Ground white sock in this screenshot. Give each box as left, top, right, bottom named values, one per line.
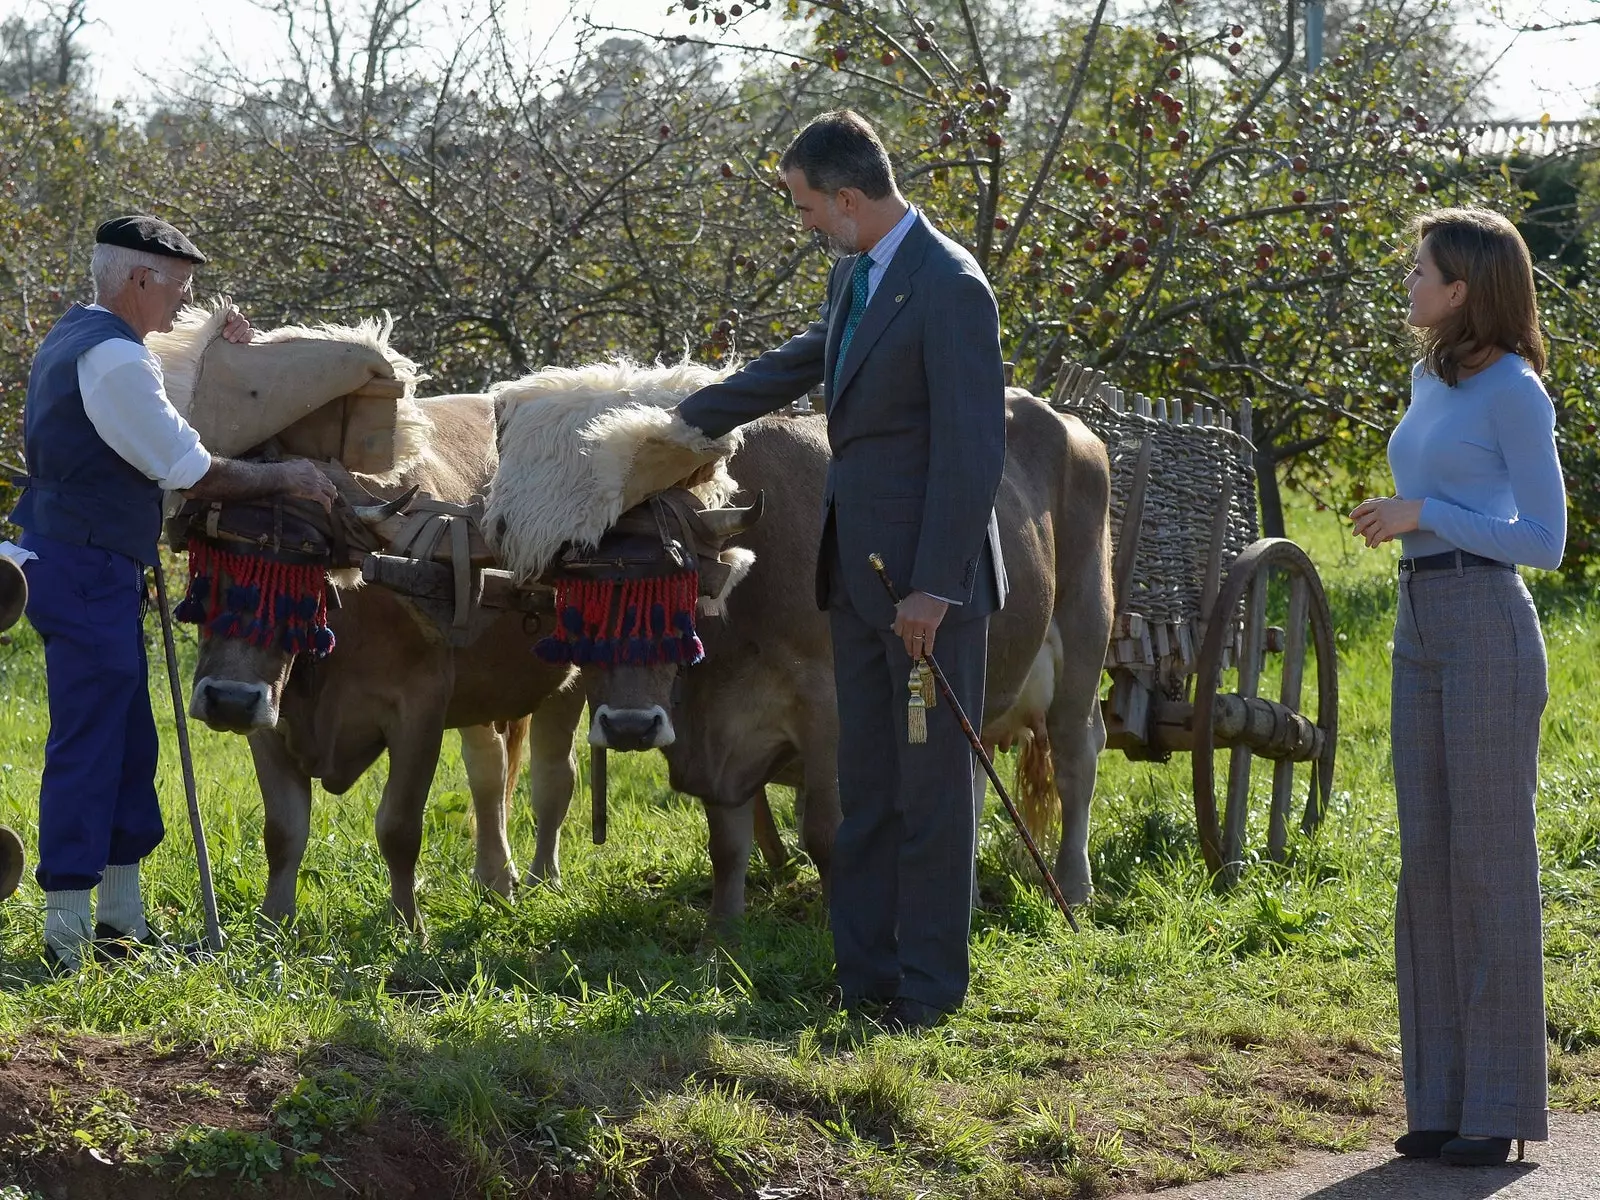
left=44, top=889, right=93, bottom=966
left=95, top=863, right=149, bottom=940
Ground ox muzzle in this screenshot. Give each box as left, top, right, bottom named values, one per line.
left=190, top=677, right=278, bottom=733
left=588, top=703, right=676, bottom=751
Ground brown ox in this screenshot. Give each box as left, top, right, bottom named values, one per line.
left=185, top=393, right=585, bottom=928
left=562, top=392, right=1113, bottom=926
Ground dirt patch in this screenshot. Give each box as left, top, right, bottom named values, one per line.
left=0, top=1034, right=464, bottom=1199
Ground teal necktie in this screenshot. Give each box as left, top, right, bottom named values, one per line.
left=832, top=252, right=874, bottom=396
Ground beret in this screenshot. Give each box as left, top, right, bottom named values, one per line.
left=94, top=214, right=207, bottom=264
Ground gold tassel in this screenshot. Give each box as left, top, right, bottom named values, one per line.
left=907, top=665, right=928, bottom=744
left=918, top=660, right=936, bottom=708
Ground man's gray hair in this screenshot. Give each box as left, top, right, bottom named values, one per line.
left=91, top=243, right=179, bottom=303
left=779, top=110, right=896, bottom=200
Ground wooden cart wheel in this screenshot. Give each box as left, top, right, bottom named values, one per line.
left=1192, top=538, right=1338, bottom=886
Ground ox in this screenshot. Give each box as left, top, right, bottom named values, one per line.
left=540, top=391, right=1113, bottom=928
left=184, top=392, right=585, bottom=928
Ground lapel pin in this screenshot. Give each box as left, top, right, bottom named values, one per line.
left=895, top=294, right=904, bottom=303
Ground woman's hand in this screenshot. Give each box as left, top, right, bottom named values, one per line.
left=1349, top=497, right=1425, bottom=548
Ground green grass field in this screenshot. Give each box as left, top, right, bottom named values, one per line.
left=3, top=503, right=1599, bottom=1199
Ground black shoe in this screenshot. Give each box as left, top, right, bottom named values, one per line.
left=1394, top=1129, right=1456, bottom=1158
left=41, top=940, right=82, bottom=975
left=824, top=986, right=891, bottom=1018
left=92, top=921, right=145, bottom=961
left=92, top=922, right=207, bottom=962
left=1439, top=1136, right=1521, bottom=1167
left=878, top=997, right=947, bottom=1033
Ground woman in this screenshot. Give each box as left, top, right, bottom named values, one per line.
left=1351, top=207, right=1565, bottom=1167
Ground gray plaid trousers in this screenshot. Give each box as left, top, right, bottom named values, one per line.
left=1392, top=563, right=1549, bottom=1141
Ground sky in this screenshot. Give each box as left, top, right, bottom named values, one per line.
left=54, top=0, right=1600, bottom=123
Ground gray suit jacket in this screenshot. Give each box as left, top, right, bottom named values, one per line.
left=678, top=212, right=1007, bottom=627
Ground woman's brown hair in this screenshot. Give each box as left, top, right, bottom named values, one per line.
left=1408, top=207, right=1546, bottom=385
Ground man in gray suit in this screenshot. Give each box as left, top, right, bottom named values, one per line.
left=676, top=110, right=1007, bottom=1029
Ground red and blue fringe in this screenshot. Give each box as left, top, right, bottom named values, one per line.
left=175, top=539, right=336, bottom=659
left=535, top=572, right=703, bottom=667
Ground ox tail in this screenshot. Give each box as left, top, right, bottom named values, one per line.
left=499, top=716, right=531, bottom=811
left=1014, top=726, right=1059, bottom=853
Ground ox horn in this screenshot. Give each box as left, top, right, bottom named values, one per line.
left=0, top=557, right=27, bottom=635
left=351, top=484, right=420, bottom=523
left=697, top=491, right=765, bottom=542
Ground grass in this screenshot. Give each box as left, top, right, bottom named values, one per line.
left=2, top=500, right=1600, bottom=1197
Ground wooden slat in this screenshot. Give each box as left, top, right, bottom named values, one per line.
left=1222, top=567, right=1270, bottom=882
left=1269, top=573, right=1311, bottom=861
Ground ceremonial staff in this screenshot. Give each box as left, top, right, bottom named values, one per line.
left=153, top=561, right=224, bottom=952
left=868, top=553, right=1079, bottom=933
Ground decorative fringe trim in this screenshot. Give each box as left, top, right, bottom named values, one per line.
left=535, top=571, right=703, bottom=667
left=176, top=540, right=336, bottom=658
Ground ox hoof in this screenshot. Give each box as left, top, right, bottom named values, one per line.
left=255, top=908, right=298, bottom=941
left=696, top=918, right=746, bottom=955
left=1057, top=878, right=1093, bottom=908
left=474, top=868, right=519, bottom=902
left=521, top=868, right=563, bottom=892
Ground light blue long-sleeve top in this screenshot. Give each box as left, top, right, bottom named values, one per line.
left=1387, top=353, right=1566, bottom=569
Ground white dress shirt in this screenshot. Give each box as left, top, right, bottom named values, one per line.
left=862, top=203, right=919, bottom=303
left=77, top=305, right=212, bottom=491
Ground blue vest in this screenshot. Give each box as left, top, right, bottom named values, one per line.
left=10, top=305, right=166, bottom=566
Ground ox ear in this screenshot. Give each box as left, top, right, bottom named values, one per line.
left=696, top=490, right=764, bottom=545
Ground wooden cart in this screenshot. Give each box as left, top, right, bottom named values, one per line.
left=1051, top=365, right=1338, bottom=887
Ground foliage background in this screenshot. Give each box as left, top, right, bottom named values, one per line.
left=0, top=0, right=1595, bottom=562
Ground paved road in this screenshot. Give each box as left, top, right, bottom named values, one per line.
left=1114, top=1113, right=1600, bottom=1199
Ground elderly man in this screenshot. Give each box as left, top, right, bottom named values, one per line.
left=675, top=112, right=1007, bottom=1030
left=11, top=214, right=337, bottom=970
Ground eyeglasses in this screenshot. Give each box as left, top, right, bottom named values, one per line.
left=145, top=267, right=194, bottom=297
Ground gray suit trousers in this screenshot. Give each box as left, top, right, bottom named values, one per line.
left=827, top=539, right=987, bottom=1013
left=1392, top=562, right=1549, bottom=1141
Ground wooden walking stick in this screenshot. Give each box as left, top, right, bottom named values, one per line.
left=152, top=562, right=224, bottom=953
left=868, top=554, right=1080, bottom=933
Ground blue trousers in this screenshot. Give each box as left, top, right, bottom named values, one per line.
left=20, top=532, right=164, bottom=892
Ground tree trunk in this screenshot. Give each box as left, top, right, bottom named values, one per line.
left=1254, top=436, right=1286, bottom=540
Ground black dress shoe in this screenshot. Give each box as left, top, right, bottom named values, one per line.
left=823, top=984, right=893, bottom=1017
left=1439, top=1136, right=1521, bottom=1166
left=1394, top=1129, right=1456, bottom=1158
left=878, top=997, right=947, bottom=1032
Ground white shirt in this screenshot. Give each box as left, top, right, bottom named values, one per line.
left=77, top=305, right=212, bottom=490
left=862, top=203, right=919, bottom=303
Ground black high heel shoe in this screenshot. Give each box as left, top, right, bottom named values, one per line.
left=1394, top=1130, right=1456, bottom=1158
left=1439, top=1135, right=1525, bottom=1166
